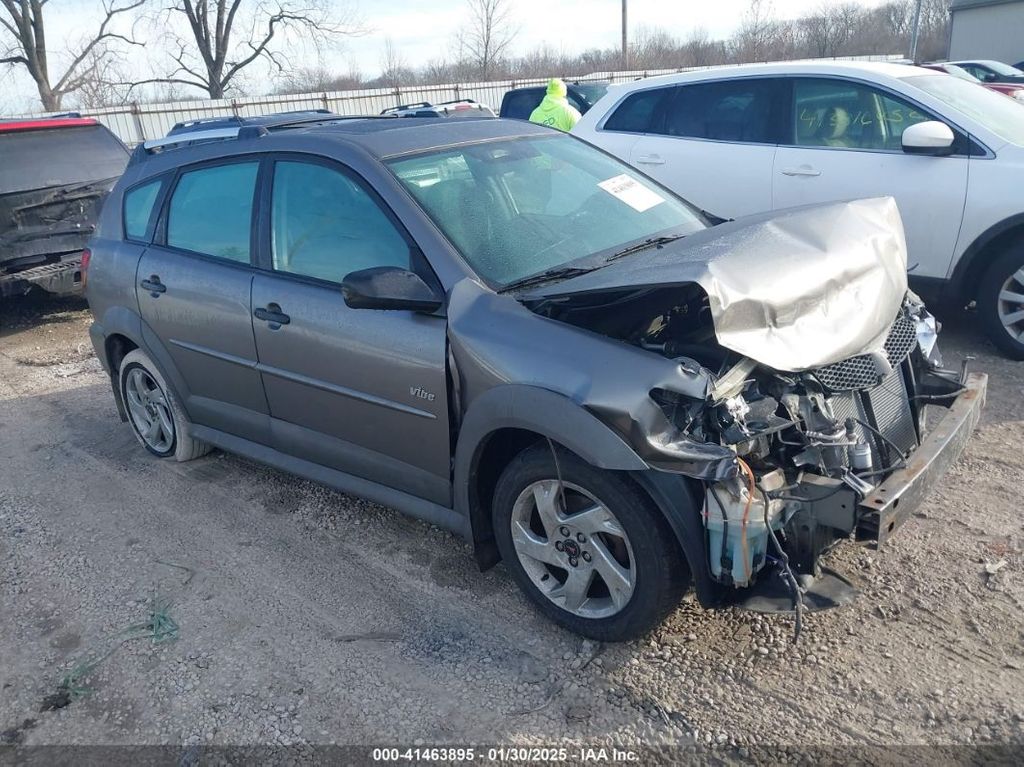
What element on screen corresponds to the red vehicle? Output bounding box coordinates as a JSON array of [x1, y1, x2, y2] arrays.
[[921, 63, 1024, 103]]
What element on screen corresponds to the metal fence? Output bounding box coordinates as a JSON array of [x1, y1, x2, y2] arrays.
[[17, 55, 904, 146]]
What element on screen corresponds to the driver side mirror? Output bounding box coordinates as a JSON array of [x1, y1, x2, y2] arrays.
[[901, 121, 955, 156], [341, 266, 443, 312]]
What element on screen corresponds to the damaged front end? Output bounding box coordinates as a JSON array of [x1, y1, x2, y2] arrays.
[[669, 297, 982, 591], [517, 198, 986, 606]]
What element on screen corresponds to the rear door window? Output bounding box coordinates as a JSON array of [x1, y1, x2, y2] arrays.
[[166, 162, 258, 262], [603, 87, 671, 133], [663, 79, 777, 143]]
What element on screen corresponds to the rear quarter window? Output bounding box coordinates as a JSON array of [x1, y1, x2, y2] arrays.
[[123, 179, 163, 242]]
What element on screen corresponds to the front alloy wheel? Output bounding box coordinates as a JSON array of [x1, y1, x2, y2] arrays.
[[493, 444, 689, 641], [510, 479, 636, 618]]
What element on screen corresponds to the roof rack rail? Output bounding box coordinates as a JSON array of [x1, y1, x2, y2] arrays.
[[141, 126, 259, 151], [169, 108, 334, 133], [129, 112, 399, 166], [128, 126, 265, 165]]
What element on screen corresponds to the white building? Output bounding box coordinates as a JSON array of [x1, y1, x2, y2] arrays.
[[949, 0, 1024, 65]]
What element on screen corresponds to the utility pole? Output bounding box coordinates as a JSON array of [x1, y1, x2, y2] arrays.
[[908, 0, 923, 62], [621, 0, 629, 70]]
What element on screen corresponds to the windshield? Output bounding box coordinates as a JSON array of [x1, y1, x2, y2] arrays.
[[0, 125, 128, 195], [388, 135, 705, 287], [978, 61, 1024, 77], [941, 65, 979, 82], [906, 74, 1024, 146]]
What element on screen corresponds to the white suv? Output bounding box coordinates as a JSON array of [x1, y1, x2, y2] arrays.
[[574, 61, 1024, 358]]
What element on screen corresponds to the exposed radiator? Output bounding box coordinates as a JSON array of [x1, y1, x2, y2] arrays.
[[828, 367, 918, 469]]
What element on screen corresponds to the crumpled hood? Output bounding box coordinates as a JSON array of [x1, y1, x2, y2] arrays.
[[524, 197, 908, 372]]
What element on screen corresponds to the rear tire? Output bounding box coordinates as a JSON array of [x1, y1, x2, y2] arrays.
[[118, 349, 211, 462], [978, 244, 1024, 360], [492, 444, 689, 641]]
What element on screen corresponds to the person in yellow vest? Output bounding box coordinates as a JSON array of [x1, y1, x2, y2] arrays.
[[528, 79, 582, 132]]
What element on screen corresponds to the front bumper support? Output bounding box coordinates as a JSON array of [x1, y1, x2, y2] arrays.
[[857, 372, 986, 545]]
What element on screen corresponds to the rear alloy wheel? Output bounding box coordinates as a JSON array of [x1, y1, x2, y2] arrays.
[[979, 246, 1024, 360], [118, 349, 211, 461], [124, 366, 175, 455], [493, 444, 689, 641]]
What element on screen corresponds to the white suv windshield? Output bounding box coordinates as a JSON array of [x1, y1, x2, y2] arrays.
[[906, 74, 1024, 146], [388, 135, 705, 287]]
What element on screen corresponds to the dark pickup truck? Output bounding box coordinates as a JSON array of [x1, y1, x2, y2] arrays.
[[499, 82, 609, 120], [0, 116, 129, 298]]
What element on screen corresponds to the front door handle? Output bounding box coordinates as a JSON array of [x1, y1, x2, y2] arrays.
[[254, 303, 291, 327], [780, 166, 822, 177], [140, 275, 166, 296], [635, 154, 665, 165]]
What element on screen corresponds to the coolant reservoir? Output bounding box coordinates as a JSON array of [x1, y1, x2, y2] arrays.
[[704, 469, 785, 587]]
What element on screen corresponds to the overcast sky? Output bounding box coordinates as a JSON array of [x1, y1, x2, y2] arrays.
[[1, 0, 890, 113]]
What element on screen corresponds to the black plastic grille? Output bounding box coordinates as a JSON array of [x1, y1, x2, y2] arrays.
[[883, 313, 917, 366], [813, 355, 882, 392], [812, 312, 918, 393]]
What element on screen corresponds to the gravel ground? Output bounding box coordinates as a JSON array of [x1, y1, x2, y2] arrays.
[[1, 293, 1022, 751]]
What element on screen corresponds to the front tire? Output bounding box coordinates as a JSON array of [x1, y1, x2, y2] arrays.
[[978, 244, 1024, 360], [118, 349, 211, 462], [492, 444, 689, 641]]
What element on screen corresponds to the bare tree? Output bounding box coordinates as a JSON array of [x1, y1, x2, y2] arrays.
[[0, 0, 145, 111], [631, 26, 678, 69], [140, 1, 360, 99], [799, 2, 863, 58], [379, 36, 409, 87], [461, 0, 516, 80], [75, 47, 133, 108], [275, 63, 363, 94], [681, 28, 725, 67]]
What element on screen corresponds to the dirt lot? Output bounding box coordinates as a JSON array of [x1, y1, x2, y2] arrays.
[[1, 293, 1022, 751]]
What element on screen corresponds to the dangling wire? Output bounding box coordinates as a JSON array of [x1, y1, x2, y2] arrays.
[[546, 437, 567, 515], [760, 486, 804, 644]]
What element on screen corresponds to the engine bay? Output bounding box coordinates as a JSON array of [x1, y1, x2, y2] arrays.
[[527, 285, 966, 597]]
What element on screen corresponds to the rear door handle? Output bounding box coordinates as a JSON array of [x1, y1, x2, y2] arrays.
[[254, 303, 290, 327], [780, 166, 822, 177], [140, 276, 166, 296], [635, 154, 665, 165]]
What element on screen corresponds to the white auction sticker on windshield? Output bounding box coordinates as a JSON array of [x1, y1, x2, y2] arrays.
[[598, 174, 665, 212]]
